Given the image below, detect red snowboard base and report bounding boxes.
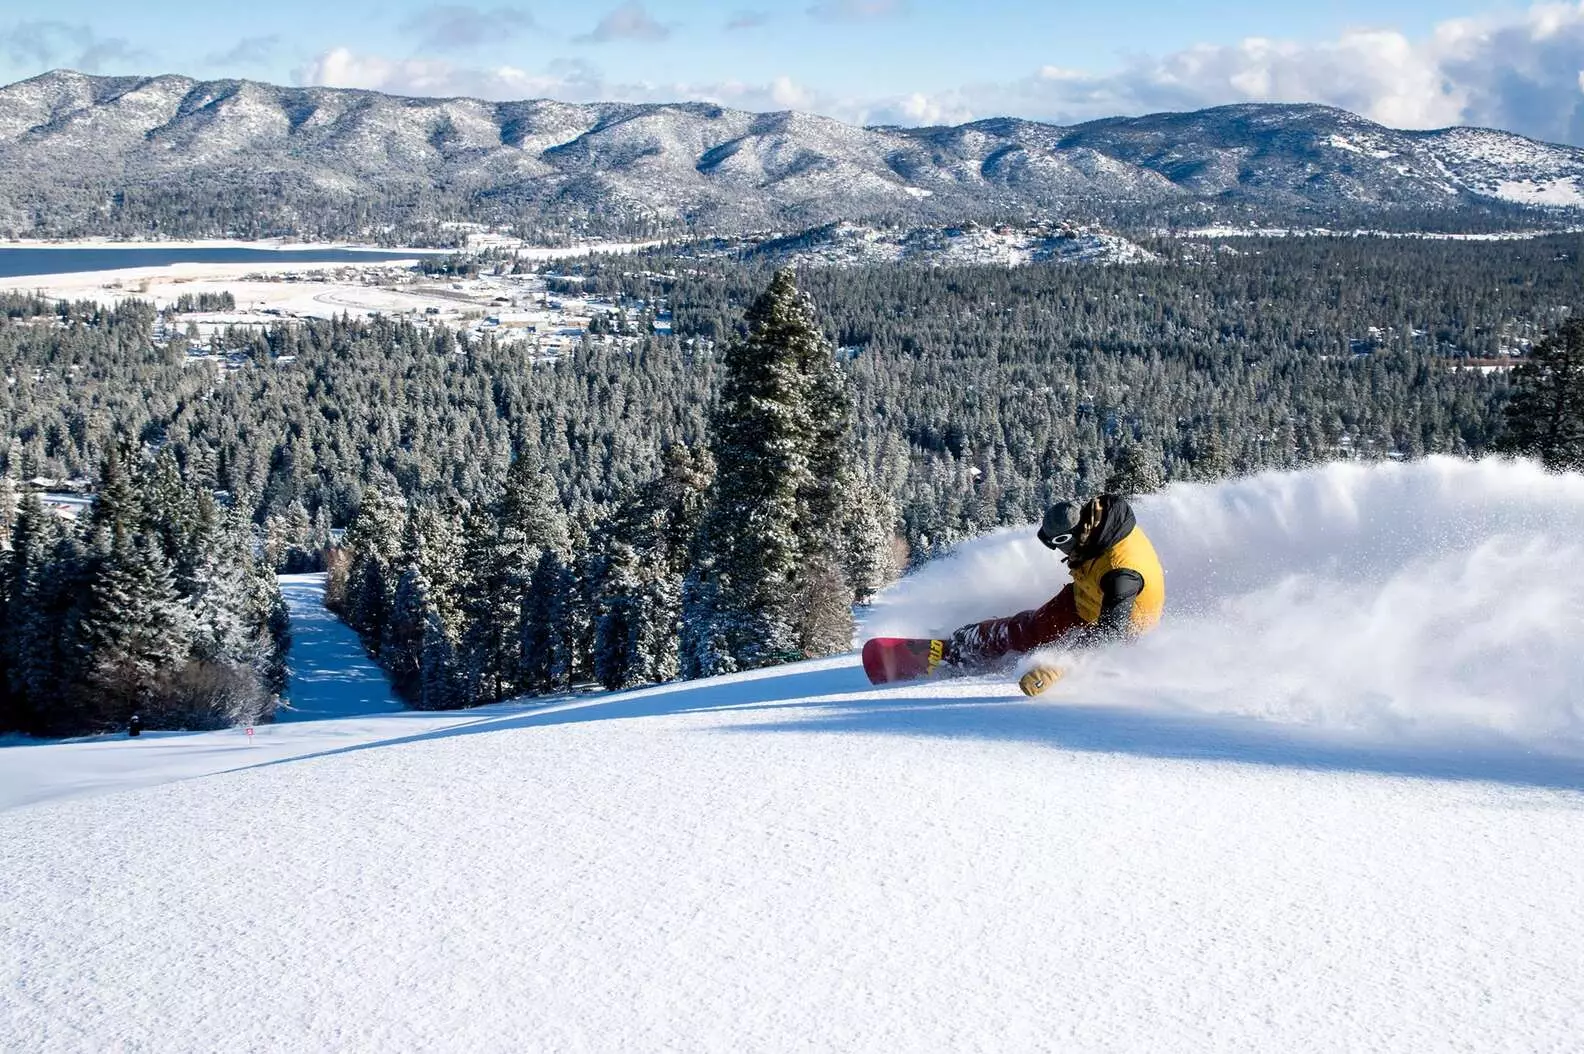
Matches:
[862,637,949,685]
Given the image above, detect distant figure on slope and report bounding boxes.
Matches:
[946,494,1165,695]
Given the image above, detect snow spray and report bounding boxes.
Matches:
[861,457,1584,755]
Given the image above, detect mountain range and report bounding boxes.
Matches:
[2,69,1582,241]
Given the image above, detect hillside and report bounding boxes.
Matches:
[3,457,1583,1050]
[2,70,1583,239]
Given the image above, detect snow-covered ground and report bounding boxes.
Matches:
[4,458,1583,1051]
[0,238,657,322]
[1178,225,1584,240]
[0,260,429,316]
[275,574,404,723]
[0,236,660,256]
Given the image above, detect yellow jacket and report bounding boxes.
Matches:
[1069,519,1165,635]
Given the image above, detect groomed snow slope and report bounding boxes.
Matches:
[4,457,1583,1052]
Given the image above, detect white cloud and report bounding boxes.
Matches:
[941,2,1584,144]
[299,48,605,100]
[297,3,1584,145]
[576,2,671,44]
[205,35,281,69]
[807,0,906,22]
[0,20,142,73]
[298,46,836,115]
[725,10,772,31]
[401,6,537,52]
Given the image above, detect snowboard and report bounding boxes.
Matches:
[862,636,949,685]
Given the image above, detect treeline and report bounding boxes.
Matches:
[172,292,236,313]
[0,447,289,736]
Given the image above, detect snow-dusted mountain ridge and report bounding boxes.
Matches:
[2,69,1582,238]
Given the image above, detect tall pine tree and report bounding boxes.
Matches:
[687,268,867,673]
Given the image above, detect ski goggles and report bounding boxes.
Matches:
[1038,529,1077,554]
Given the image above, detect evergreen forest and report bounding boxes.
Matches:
[2,233,1579,734]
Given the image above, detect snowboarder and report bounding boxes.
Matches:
[945,493,1164,695]
[128,712,143,738]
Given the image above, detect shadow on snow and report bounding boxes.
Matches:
[224,659,1584,794]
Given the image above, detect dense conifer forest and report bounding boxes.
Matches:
[1,234,1579,733]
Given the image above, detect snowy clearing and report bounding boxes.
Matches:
[3,458,1583,1052]
[1489,178,1584,208]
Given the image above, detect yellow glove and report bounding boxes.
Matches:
[1018,665,1066,697]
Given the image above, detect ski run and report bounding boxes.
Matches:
[3,456,1582,1052]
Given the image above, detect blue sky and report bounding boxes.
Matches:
[2,1,1582,143]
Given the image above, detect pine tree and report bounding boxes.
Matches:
[521,550,575,691]
[340,490,405,643]
[1187,430,1235,482]
[500,447,573,693]
[836,467,898,605]
[1,494,61,731]
[419,607,462,710]
[593,541,642,690]
[1500,317,1584,471]
[679,565,732,680]
[0,475,17,545]
[1106,440,1166,496]
[139,448,192,563]
[690,268,855,670]
[794,552,856,657]
[89,442,141,549]
[457,504,517,701]
[75,535,196,730]
[380,569,431,701]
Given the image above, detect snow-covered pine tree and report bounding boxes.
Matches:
[836,466,898,605]
[457,504,517,702]
[340,489,406,644]
[679,561,731,679]
[89,442,141,549]
[138,448,193,564]
[593,540,642,690]
[380,568,431,701]
[630,570,682,685]
[691,268,854,671]
[74,534,196,731]
[521,549,575,691]
[1500,317,1584,471]
[402,504,465,632]
[263,501,315,573]
[591,444,708,689]
[793,551,855,657]
[1187,430,1235,482]
[0,474,17,544]
[499,446,573,693]
[0,494,61,731]
[1106,439,1166,496]
[419,606,463,710]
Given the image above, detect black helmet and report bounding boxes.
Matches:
[1038,501,1084,556]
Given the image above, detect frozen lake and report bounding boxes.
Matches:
[0,246,421,279]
